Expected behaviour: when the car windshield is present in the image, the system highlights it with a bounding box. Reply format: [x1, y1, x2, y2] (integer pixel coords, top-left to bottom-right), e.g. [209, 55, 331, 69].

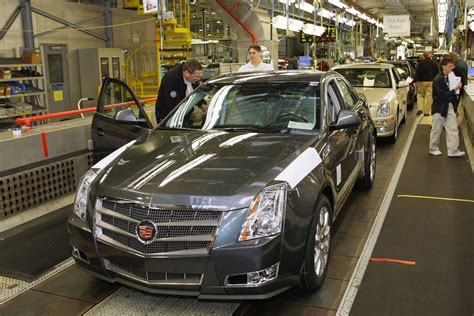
[335, 68, 392, 88]
[161, 81, 320, 132]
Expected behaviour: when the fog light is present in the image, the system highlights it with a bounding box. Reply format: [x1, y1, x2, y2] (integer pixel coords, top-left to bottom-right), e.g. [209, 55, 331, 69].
[377, 127, 386, 133]
[247, 263, 279, 286]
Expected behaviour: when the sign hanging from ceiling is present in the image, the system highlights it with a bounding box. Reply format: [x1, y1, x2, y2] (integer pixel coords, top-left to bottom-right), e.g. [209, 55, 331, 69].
[383, 15, 410, 37]
[144, 0, 160, 13]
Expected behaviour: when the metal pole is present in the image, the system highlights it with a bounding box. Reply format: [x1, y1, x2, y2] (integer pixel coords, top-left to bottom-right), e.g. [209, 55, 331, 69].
[0, 6, 22, 40]
[20, 0, 35, 49]
[104, 0, 114, 47]
[31, 7, 106, 41]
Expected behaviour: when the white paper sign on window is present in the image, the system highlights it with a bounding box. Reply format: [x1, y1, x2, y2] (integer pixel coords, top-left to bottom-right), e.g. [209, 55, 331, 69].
[144, 0, 159, 13]
[383, 15, 410, 37]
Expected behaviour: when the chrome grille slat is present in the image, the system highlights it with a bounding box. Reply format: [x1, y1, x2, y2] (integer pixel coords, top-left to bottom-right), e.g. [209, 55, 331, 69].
[96, 197, 221, 256]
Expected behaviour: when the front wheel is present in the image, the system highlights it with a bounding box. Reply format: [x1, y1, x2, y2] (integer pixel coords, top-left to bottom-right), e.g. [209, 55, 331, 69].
[299, 195, 332, 290]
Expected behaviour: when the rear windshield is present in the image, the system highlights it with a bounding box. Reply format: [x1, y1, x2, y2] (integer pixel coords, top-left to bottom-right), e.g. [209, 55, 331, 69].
[335, 68, 392, 88]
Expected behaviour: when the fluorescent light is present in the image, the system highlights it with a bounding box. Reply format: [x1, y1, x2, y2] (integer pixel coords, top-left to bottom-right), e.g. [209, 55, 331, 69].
[328, 0, 347, 9]
[277, 0, 296, 4]
[302, 23, 326, 36]
[346, 7, 361, 16]
[296, 2, 315, 13]
[271, 15, 304, 32]
[318, 9, 335, 19]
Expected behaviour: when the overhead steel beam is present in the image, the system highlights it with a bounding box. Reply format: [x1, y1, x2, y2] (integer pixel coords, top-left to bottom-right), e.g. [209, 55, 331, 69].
[0, 6, 22, 40]
[35, 15, 105, 38]
[31, 6, 106, 42]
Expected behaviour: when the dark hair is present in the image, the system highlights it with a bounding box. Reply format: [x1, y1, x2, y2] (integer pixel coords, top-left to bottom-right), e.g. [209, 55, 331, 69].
[247, 45, 262, 53]
[183, 59, 203, 73]
[438, 55, 455, 71]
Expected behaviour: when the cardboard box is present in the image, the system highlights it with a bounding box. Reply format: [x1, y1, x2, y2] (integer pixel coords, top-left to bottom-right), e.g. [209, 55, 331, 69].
[0, 83, 12, 96]
[22, 50, 42, 64]
[0, 68, 12, 79]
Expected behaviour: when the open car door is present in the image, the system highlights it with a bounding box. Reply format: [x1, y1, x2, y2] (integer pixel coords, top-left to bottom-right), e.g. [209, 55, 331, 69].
[91, 78, 153, 163]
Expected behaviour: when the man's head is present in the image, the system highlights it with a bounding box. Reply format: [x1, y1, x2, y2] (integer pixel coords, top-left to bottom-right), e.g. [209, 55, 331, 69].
[182, 59, 204, 83]
[422, 51, 431, 59]
[247, 45, 263, 63]
[449, 52, 459, 63]
[439, 55, 455, 75]
[380, 52, 385, 58]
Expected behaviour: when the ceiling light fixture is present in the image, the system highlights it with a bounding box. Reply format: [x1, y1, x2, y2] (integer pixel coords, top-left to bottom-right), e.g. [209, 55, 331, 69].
[302, 23, 326, 36]
[328, 0, 347, 9]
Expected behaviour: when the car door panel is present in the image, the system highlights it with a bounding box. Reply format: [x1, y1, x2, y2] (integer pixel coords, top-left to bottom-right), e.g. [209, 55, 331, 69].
[91, 78, 153, 163]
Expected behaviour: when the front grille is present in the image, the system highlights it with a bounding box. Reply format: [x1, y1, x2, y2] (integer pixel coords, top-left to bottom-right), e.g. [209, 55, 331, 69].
[108, 261, 202, 285]
[96, 198, 221, 256]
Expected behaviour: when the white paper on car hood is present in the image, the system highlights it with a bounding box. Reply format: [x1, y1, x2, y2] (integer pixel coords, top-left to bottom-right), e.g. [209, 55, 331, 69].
[275, 147, 322, 189]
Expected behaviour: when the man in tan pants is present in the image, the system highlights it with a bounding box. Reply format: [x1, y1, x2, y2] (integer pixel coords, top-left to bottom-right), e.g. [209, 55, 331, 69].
[414, 51, 439, 116]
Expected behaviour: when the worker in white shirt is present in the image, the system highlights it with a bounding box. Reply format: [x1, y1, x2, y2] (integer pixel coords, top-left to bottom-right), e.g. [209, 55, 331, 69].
[238, 45, 274, 72]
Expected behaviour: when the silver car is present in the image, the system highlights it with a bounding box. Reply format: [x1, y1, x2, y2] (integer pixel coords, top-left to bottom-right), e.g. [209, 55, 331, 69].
[332, 63, 408, 143]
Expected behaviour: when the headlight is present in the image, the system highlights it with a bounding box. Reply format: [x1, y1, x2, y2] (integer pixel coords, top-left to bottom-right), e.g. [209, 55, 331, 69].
[73, 169, 98, 221]
[239, 183, 287, 241]
[377, 101, 390, 117]
[72, 140, 137, 222]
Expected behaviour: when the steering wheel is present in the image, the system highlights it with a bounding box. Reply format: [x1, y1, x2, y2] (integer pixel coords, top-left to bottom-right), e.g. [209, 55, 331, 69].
[274, 112, 310, 124]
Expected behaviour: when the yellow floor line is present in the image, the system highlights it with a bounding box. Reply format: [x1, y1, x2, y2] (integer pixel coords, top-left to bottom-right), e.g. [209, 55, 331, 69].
[397, 194, 474, 203]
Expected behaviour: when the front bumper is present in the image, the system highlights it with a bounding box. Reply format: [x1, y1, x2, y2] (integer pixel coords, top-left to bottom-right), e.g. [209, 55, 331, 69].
[373, 115, 396, 137]
[67, 213, 301, 299]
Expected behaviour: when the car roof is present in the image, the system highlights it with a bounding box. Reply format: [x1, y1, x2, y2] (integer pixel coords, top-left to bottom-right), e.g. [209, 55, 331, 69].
[332, 63, 393, 70]
[206, 70, 330, 84]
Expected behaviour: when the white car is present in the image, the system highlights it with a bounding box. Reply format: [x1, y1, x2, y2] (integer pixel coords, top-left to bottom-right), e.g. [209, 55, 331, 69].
[332, 63, 408, 143]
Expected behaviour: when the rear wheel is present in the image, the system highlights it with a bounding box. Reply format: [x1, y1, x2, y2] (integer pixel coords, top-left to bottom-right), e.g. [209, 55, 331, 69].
[299, 195, 332, 290]
[357, 133, 376, 189]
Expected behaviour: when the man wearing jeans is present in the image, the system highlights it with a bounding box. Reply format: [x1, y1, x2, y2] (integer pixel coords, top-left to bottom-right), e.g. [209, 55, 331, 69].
[414, 51, 439, 116]
[429, 55, 465, 157]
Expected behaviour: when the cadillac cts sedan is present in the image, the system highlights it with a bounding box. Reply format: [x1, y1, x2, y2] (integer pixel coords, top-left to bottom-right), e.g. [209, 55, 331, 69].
[332, 63, 408, 143]
[68, 71, 376, 299]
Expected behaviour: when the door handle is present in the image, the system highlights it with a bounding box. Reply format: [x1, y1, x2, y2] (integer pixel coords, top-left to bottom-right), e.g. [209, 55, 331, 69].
[96, 128, 105, 137]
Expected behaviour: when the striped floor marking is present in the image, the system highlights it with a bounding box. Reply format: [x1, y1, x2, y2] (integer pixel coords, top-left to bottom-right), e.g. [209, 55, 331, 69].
[397, 194, 474, 203]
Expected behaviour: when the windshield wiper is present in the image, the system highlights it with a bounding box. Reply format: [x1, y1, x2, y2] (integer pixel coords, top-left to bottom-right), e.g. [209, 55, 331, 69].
[217, 125, 284, 133]
[158, 126, 198, 131]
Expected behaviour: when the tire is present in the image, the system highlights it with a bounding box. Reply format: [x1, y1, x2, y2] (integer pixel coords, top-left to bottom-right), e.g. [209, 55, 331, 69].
[401, 108, 406, 124]
[299, 195, 332, 290]
[357, 133, 376, 189]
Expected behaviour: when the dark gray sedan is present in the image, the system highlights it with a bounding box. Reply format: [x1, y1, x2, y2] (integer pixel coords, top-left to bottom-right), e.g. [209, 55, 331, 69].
[68, 71, 376, 299]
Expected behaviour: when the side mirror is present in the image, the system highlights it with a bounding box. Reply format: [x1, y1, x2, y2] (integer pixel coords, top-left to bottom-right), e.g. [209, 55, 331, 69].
[329, 110, 361, 131]
[398, 81, 408, 88]
[114, 109, 146, 124]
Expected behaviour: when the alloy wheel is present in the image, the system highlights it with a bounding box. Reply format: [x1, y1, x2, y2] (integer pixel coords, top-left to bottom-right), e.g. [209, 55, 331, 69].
[314, 206, 331, 278]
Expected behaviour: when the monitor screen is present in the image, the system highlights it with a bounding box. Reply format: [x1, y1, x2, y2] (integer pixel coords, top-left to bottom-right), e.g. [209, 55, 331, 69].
[298, 56, 312, 68]
[468, 67, 474, 76]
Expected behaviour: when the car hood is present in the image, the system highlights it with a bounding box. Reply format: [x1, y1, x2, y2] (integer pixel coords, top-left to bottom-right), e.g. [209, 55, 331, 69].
[353, 87, 396, 107]
[94, 129, 321, 210]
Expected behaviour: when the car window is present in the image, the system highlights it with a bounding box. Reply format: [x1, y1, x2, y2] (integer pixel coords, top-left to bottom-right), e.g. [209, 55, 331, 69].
[164, 82, 321, 131]
[327, 82, 343, 123]
[335, 68, 392, 88]
[99, 81, 142, 120]
[335, 79, 357, 109]
[391, 68, 401, 84]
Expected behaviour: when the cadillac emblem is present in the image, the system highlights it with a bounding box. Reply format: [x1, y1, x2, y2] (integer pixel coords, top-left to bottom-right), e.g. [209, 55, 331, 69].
[135, 220, 158, 244]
